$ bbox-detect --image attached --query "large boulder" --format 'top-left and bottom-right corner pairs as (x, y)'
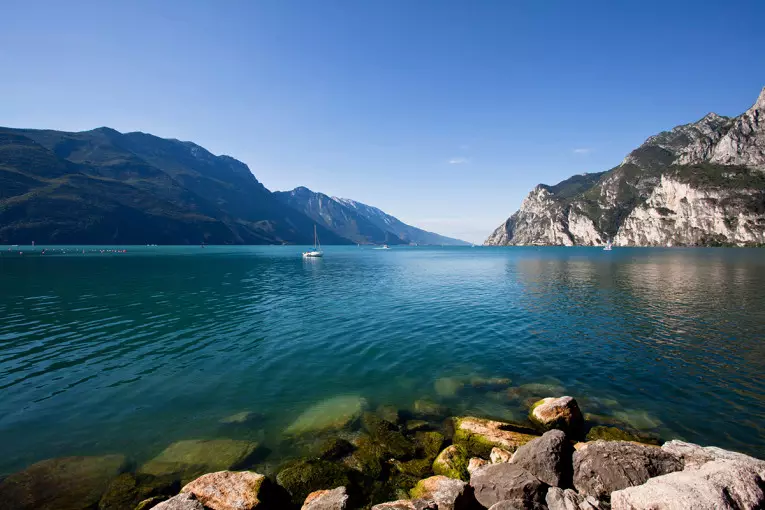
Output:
(276, 460), (352, 506)
(433, 445), (470, 481)
(661, 440), (765, 471)
(139, 439), (259, 484)
(529, 397), (583, 437)
(511, 430), (572, 487)
(99, 472), (180, 510)
(410, 475), (476, 510)
(153, 492), (205, 510)
(371, 500), (437, 510)
(302, 486), (349, 510)
(545, 487), (602, 510)
(469, 463), (547, 509)
(453, 417), (539, 458)
(0, 454), (126, 510)
(573, 440), (682, 500)
(611, 459), (765, 510)
(181, 471), (268, 510)
(284, 395), (367, 435)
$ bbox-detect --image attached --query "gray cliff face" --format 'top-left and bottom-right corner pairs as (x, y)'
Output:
(486, 87), (765, 247)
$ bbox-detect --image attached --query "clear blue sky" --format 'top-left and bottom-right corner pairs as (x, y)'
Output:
(1, 0), (763, 243)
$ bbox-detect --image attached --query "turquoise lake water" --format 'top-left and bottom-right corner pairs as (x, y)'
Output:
(1, 245), (764, 476)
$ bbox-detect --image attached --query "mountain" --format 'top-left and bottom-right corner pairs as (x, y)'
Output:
(275, 187), (470, 245)
(0, 127), (352, 245)
(485, 87), (765, 247)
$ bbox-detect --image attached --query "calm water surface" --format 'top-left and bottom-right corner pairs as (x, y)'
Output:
(1, 245), (764, 475)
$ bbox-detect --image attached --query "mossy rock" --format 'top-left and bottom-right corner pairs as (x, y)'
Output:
(346, 436), (387, 479)
(405, 420), (430, 432)
(414, 431), (445, 459)
(135, 496), (168, 510)
(452, 417), (538, 458)
(316, 437), (355, 460)
(391, 457), (433, 478)
(376, 405), (401, 425)
(586, 426), (642, 442)
(432, 445), (469, 481)
(98, 472), (179, 510)
(0, 455), (126, 510)
(276, 459), (353, 506)
(362, 413), (415, 460)
(413, 399), (448, 418)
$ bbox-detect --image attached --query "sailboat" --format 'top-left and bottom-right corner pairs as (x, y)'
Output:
(303, 225), (323, 258)
(603, 238), (613, 251)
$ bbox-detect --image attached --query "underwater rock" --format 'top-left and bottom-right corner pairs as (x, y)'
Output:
(139, 439), (259, 484)
(276, 460), (353, 506)
(0, 454), (126, 510)
(507, 383), (566, 401)
(612, 410), (662, 431)
(392, 458), (434, 479)
(435, 377), (464, 397)
(301, 486), (349, 510)
(432, 445), (470, 481)
(362, 413), (416, 459)
(545, 487), (602, 510)
(152, 492), (205, 510)
(405, 420), (430, 432)
(285, 395), (367, 435)
(344, 436), (387, 479)
(181, 471), (268, 510)
(585, 426), (642, 443)
(371, 499), (438, 510)
(469, 377), (512, 391)
(317, 438), (355, 461)
(410, 475), (476, 510)
(415, 431), (446, 459)
(469, 463), (547, 509)
(219, 411), (262, 425)
(490, 447), (512, 464)
(377, 405), (402, 425)
(661, 440), (765, 471)
(99, 472), (179, 510)
(510, 430), (572, 488)
(413, 400), (449, 418)
(453, 417), (539, 457)
(573, 440), (683, 500)
(467, 458), (489, 475)
(529, 397), (584, 437)
(611, 459), (765, 510)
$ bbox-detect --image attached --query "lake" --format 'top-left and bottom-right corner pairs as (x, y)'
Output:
(1, 245), (764, 477)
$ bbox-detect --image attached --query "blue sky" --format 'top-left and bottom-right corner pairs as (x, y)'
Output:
(1, 1), (763, 243)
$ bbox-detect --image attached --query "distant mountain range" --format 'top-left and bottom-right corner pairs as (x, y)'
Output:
(485, 86), (765, 247)
(0, 126), (466, 245)
(274, 187), (468, 246)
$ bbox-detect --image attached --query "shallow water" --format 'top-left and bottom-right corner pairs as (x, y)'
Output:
(1, 245), (764, 475)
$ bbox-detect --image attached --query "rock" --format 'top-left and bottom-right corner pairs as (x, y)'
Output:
(220, 411), (261, 425)
(488, 500), (547, 510)
(153, 492), (205, 510)
(0, 454), (126, 510)
(468, 458), (489, 475)
(276, 460), (352, 506)
(362, 412), (416, 459)
(136, 496), (170, 510)
(413, 399), (449, 418)
(490, 448), (512, 464)
(432, 445), (470, 481)
(529, 397), (584, 436)
(99, 472), (180, 510)
(469, 463), (547, 509)
(139, 439), (259, 484)
(317, 438), (355, 461)
(181, 471), (268, 510)
(510, 429), (572, 487)
(371, 499), (438, 510)
(435, 377), (464, 397)
(545, 487), (602, 510)
(285, 395), (367, 435)
(661, 440), (765, 470)
(410, 475), (476, 510)
(344, 435), (387, 478)
(573, 440), (683, 500)
(585, 426), (642, 443)
(469, 377), (512, 391)
(416, 431), (446, 459)
(406, 420), (430, 432)
(302, 486), (349, 510)
(453, 417), (539, 457)
(611, 459), (765, 510)
(392, 458), (433, 478)
(507, 383), (566, 400)
(377, 405), (402, 425)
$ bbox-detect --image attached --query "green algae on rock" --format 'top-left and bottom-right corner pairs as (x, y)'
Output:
(586, 426), (643, 443)
(99, 472), (180, 510)
(412, 399), (448, 419)
(276, 459), (353, 506)
(317, 437), (356, 461)
(362, 413), (416, 460)
(452, 417), (539, 458)
(414, 431), (445, 459)
(138, 439), (259, 484)
(0, 454), (126, 510)
(432, 445), (469, 481)
(285, 395), (367, 435)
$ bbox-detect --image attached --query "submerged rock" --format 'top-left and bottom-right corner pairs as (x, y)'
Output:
(545, 487), (602, 510)
(377, 405), (402, 425)
(413, 400), (449, 418)
(529, 397), (584, 437)
(139, 439), (259, 484)
(219, 411), (262, 425)
(573, 440), (682, 500)
(585, 426), (642, 443)
(507, 383), (566, 401)
(362, 412), (416, 459)
(490, 447), (513, 464)
(415, 431), (446, 459)
(302, 486), (349, 510)
(0, 454), (126, 510)
(453, 417), (539, 457)
(661, 439), (765, 470)
(611, 459), (765, 510)
(371, 499), (437, 510)
(405, 420), (430, 433)
(317, 438), (355, 461)
(469, 377), (512, 391)
(276, 459), (352, 506)
(99, 472), (179, 510)
(510, 430), (572, 487)
(181, 471), (268, 510)
(435, 377), (464, 397)
(285, 395), (367, 435)
(469, 463), (547, 509)
(410, 475), (475, 510)
(467, 458), (489, 475)
(432, 445), (470, 481)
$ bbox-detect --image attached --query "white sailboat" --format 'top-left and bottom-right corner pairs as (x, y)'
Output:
(603, 238), (613, 251)
(303, 225), (323, 258)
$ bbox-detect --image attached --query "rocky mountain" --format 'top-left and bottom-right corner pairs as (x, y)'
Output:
(0, 127), (351, 245)
(485, 86), (765, 247)
(275, 187), (469, 245)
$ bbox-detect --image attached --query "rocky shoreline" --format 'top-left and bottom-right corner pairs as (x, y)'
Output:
(1, 393), (763, 510)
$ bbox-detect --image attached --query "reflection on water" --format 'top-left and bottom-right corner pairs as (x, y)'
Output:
(0, 246), (764, 477)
